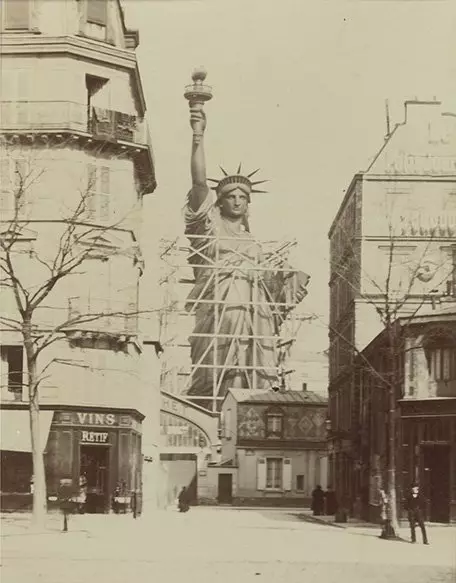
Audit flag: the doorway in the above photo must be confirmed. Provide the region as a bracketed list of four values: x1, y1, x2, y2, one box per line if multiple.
[217, 473, 233, 504]
[80, 445, 110, 513]
[422, 444, 450, 523]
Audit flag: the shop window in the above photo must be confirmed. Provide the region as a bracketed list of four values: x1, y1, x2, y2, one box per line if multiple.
[0, 345, 24, 395]
[0, 451, 32, 493]
[265, 407, 284, 439]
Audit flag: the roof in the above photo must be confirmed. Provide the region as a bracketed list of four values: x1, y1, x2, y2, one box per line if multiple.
[226, 388, 327, 405]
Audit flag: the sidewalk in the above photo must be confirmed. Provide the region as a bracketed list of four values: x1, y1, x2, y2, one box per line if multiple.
[302, 511, 455, 530]
[299, 510, 456, 545]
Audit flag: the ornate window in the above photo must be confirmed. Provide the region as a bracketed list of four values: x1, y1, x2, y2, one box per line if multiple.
[265, 407, 284, 439]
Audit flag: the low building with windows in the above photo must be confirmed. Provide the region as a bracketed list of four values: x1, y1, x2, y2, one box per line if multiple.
[355, 304, 456, 523]
[197, 387, 328, 506]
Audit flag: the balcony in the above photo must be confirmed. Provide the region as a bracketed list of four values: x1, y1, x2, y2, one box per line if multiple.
[0, 101, 151, 147]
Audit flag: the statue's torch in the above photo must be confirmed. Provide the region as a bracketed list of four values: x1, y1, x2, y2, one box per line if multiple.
[184, 67, 213, 140]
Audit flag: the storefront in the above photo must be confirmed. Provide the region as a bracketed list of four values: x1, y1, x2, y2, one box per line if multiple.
[0, 405, 143, 514]
[399, 399, 456, 523]
[46, 407, 143, 513]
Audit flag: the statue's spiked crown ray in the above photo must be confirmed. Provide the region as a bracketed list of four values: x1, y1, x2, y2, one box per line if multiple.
[208, 164, 268, 200]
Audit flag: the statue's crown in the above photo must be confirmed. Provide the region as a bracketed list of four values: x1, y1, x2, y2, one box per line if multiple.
[208, 165, 268, 199]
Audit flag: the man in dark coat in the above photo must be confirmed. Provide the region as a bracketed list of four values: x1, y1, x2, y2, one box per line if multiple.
[178, 486, 190, 513]
[404, 484, 429, 545]
[311, 485, 325, 516]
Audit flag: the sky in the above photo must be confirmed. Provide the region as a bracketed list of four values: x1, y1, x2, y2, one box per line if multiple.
[123, 0, 456, 386]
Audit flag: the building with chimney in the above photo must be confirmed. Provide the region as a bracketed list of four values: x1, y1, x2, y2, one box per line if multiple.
[0, 0, 160, 514]
[327, 100, 456, 521]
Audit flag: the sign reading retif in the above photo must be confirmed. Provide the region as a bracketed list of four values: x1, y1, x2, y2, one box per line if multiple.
[81, 431, 109, 444]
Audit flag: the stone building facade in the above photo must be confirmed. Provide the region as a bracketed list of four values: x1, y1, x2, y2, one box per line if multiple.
[327, 100, 456, 517]
[0, 0, 160, 513]
[356, 307, 456, 523]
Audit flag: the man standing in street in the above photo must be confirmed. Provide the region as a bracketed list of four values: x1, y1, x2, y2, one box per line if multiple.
[404, 484, 429, 545]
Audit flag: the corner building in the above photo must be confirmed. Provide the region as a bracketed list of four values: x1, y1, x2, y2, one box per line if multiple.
[327, 101, 456, 521]
[0, 0, 159, 513]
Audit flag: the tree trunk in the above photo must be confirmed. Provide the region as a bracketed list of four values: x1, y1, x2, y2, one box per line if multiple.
[386, 326, 399, 537]
[24, 323, 47, 526]
[387, 388, 399, 535]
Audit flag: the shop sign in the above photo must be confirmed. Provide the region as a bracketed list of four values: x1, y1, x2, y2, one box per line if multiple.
[81, 430, 109, 444]
[75, 412, 117, 426]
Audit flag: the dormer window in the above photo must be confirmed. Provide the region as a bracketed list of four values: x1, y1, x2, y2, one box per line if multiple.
[87, 0, 108, 27]
[81, 0, 109, 43]
[265, 408, 284, 439]
[3, 0, 30, 30]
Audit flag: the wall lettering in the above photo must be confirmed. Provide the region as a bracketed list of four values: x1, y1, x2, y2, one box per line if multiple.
[75, 412, 117, 426]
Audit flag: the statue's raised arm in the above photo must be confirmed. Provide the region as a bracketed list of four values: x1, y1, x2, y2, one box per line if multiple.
[184, 68, 213, 212]
[189, 107, 207, 211]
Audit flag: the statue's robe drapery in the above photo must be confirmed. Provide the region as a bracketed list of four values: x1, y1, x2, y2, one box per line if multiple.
[184, 185, 309, 408]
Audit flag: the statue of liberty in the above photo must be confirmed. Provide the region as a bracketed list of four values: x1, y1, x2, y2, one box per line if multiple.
[183, 70, 310, 411]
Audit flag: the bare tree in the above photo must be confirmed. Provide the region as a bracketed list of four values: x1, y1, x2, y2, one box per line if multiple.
[325, 199, 453, 536]
[0, 142, 146, 526]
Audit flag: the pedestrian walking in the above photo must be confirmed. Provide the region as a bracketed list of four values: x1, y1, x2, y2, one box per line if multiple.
[311, 485, 325, 516]
[178, 486, 190, 513]
[404, 484, 429, 545]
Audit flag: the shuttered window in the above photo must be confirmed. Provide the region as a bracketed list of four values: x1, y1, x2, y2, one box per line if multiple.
[256, 458, 266, 490]
[86, 163, 110, 222]
[266, 457, 282, 489]
[4, 0, 30, 30]
[282, 458, 292, 491]
[87, 0, 107, 26]
[0, 158, 27, 213]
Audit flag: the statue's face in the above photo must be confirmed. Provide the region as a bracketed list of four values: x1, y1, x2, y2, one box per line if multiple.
[219, 188, 249, 218]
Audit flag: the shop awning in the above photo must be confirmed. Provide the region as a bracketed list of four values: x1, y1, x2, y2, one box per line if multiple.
[0, 409, 54, 453]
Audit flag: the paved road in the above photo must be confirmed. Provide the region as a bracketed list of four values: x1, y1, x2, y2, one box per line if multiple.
[1, 508, 455, 583]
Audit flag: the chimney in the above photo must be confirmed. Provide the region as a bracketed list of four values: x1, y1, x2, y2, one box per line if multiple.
[404, 99, 441, 126]
[302, 382, 307, 392]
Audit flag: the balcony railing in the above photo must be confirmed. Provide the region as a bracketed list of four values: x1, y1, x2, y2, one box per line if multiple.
[0, 101, 151, 147]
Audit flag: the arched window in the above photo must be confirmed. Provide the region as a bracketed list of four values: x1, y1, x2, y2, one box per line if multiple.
[424, 328, 456, 397]
[265, 407, 284, 439]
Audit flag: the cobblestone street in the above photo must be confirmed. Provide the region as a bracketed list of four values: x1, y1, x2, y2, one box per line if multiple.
[1, 508, 455, 583]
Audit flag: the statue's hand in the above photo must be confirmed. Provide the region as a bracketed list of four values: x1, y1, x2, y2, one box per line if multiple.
[190, 106, 207, 135]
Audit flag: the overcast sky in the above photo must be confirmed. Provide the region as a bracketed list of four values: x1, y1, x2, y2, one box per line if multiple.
[124, 0, 456, 361]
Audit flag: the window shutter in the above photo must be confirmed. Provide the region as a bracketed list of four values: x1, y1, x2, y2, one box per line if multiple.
[99, 166, 110, 221]
[0, 159, 12, 211]
[4, 0, 30, 30]
[86, 164, 97, 220]
[257, 458, 266, 491]
[283, 458, 292, 491]
[126, 301, 138, 333]
[87, 0, 108, 26]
